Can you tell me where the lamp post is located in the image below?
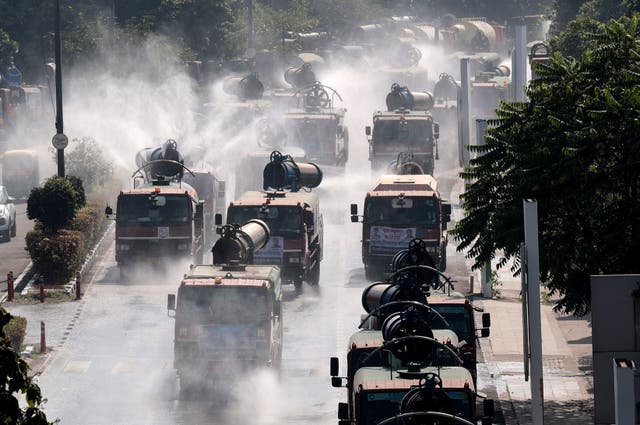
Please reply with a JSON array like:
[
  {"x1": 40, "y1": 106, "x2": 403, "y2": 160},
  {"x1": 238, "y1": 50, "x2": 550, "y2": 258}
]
[{"x1": 52, "y1": 0, "x2": 67, "y2": 177}]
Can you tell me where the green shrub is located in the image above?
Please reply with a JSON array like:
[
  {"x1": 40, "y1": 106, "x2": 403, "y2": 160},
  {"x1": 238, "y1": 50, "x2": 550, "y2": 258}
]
[
  {"x1": 26, "y1": 229, "x2": 85, "y2": 284},
  {"x1": 3, "y1": 316, "x2": 27, "y2": 352},
  {"x1": 66, "y1": 175, "x2": 86, "y2": 209},
  {"x1": 27, "y1": 177, "x2": 78, "y2": 234},
  {"x1": 68, "y1": 205, "x2": 103, "y2": 249}
]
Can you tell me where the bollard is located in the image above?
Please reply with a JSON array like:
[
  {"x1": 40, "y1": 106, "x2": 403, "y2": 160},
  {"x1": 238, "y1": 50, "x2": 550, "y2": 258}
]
[
  {"x1": 75, "y1": 271, "x2": 81, "y2": 300},
  {"x1": 7, "y1": 271, "x2": 14, "y2": 302},
  {"x1": 469, "y1": 275, "x2": 475, "y2": 294},
  {"x1": 40, "y1": 321, "x2": 46, "y2": 354},
  {"x1": 39, "y1": 279, "x2": 45, "y2": 303}
]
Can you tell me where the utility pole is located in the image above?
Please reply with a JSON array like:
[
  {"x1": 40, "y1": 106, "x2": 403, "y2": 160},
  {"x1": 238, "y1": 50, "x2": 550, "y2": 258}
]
[{"x1": 52, "y1": 0, "x2": 68, "y2": 177}]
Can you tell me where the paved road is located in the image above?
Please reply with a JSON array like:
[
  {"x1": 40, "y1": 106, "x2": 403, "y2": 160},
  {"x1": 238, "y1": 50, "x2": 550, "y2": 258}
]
[{"x1": 0, "y1": 202, "x2": 34, "y2": 291}]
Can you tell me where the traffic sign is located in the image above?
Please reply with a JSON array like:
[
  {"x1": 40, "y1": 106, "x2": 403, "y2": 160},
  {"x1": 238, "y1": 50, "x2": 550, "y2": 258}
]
[{"x1": 52, "y1": 133, "x2": 68, "y2": 149}]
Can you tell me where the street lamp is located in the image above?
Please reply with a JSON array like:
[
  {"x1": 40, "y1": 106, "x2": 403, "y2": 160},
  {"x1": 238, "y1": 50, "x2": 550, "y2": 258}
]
[{"x1": 52, "y1": 0, "x2": 67, "y2": 177}]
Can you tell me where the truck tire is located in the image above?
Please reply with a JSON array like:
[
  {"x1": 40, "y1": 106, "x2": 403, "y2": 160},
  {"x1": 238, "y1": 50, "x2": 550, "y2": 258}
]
[
  {"x1": 364, "y1": 264, "x2": 384, "y2": 282},
  {"x1": 307, "y1": 261, "x2": 320, "y2": 286},
  {"x1": 10, "y1": 219, "x2": 16, "y2": 237},
  {"x1": 293, "y1": 277, "x2": 303, "y2": 292},
  {"x1": 119, "y1": 265, "x2": 131, "y2": 283}
]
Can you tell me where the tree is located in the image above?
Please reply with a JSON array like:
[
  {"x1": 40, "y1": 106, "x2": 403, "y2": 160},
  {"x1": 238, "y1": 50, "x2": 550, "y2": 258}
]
[
  {"x1": 0, "y1": 28, "x2": 18, "y2": 72},
  {"x1": 452, "y1": 17, "x2": 640, "y2": 315},
  {"x1": 66, "y1": 137, "x2": 113, "y2": 193},
  {"x1": 27, "y1": 177, "x2": 78, "y2": 234},
  {"x1": 0, "y1": 307, "x2": 53, "y2": 425}
]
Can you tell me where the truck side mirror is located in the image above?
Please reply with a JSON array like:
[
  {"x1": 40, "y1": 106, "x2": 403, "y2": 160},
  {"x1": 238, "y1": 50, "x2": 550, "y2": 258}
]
[
  {"x1": 338, "y1": 402, "x2": 349, "y2": 419},
  {"x1": 482, "y1": 312, "x2": 491, "y2": 327},
  {"x1": 350, "y1": 203, "x2": 359, "y2": 223},
  {"x1": 105, "y1": 205, "x2": 113, "y2": 216},
  {"x1": 215, "y1": 213, "x2": 222, "y2": 226},
  {"x1": 442, "y1": 202, "x2": 451, "y2": 224},
  {"x1": 481, "y1": 328, "x2": 490, "y2": 337},
  {"x1": 332, "y1": 377, "x2": 343, "y2": 387},
  {"x1": 330, "y1": 357, "x2": 339, "y2": 376},
  {"x1": 167, "y1": 294, "x2": 176, "y2": 312},
  {"x1": 365, "y1": 125, "x2": 371, "y2": 136},
  {"x1": 434, "y1": 122, "x2": 440, "y2": 139}
]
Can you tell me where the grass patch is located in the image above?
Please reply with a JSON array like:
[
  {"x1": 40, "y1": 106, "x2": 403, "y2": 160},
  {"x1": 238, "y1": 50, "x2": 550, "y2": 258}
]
[{"x1": 14, "y1": 290, "x2": 74, "y2": 304}]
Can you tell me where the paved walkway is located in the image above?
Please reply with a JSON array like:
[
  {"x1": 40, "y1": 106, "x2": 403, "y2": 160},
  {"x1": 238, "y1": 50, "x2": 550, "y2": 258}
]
[{"x1": 477, "y1": 269, "x2": 594, "y2": 424}]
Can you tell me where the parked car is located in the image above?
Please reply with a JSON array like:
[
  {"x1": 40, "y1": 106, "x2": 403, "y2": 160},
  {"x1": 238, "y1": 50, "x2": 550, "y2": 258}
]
[{"x1": 0, "y1": 185, "x2": 16, "y2": 242}]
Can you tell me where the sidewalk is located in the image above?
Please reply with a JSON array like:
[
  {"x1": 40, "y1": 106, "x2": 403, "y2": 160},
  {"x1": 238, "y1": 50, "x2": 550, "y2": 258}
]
[{"x1": 477, "y1": 271, "x2": 594, "y2": 424}]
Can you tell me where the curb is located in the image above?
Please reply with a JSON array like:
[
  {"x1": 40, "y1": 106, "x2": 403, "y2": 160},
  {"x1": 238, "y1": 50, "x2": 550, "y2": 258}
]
[{"x1": 16, "y1": 222, "x2": 114, "y2": 298}]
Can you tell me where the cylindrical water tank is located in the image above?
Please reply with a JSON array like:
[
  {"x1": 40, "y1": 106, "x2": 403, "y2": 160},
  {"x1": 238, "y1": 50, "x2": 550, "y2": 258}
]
[
  {"x1": 381, "y1": 310, "x2": 434, "y2": 342},
  {"x1": 386, "y1": 84, "x2": 434, "y2": 111},
  {"x1": 212, "y1": 219, "x2": 270, "y2": 265},
  {"x1": 263, "y1": 151, "x2": 322, "y2": 191},
  {"x1": 222, "y1": 74, "x2": 264, "y2": 99},
  {"x1": 361, "y1": 283, "x2": 403, "y2": 313},
  {"x1": 284, "y1": 64, "x2": 316, "y2": 88}
]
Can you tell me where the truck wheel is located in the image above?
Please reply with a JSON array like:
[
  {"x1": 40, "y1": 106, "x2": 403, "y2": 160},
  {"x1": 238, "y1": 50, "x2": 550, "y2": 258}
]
[
  {"x1": 10, "y1": 219, "x2": 16, "y2": 237},
  {"x1": 119, "y1": 265, "x2": 130, "y2": 283},
  {"x1": 307, "y1": 262, "x2": 320, "y2": 286},
  {"x1": 364, "y1": 264, "x2": 379, "y2": 281}
]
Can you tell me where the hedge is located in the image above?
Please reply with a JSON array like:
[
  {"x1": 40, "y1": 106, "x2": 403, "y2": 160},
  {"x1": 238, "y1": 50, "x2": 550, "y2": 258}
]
[{"x1": 25, "y1": 204, "x2": 107, "y2": 284}]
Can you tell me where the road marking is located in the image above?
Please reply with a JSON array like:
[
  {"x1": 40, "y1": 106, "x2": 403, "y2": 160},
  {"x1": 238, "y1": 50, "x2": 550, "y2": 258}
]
[
  {"x1": 111, "y1": 360, "x2": 137, "y2": 374},
  {"x1": 63, "y1": 361, "x2": 91, "y2": 373}
]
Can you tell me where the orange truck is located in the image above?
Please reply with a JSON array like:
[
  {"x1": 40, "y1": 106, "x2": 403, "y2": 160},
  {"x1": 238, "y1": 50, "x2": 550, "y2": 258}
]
[{"x1": 351, "y1": 174, "x2": 450, "y2": 281}]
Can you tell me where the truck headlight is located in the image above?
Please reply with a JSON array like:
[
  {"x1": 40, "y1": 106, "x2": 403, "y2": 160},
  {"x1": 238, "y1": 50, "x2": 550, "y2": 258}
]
[
  {"x1": 116, "y1": 244, "x2": 131, "y2": 251},
  {"x1": 288, "y1": 257, "x2": 300, "y2": 263},
  {"x1": 177, "y1": 243, "x2": 189, "y2": 251}
]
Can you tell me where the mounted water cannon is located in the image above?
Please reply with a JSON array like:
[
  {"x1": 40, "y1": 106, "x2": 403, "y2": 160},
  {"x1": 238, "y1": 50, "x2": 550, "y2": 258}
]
[
  {"x1": 284, "y1": 63, "x2": 316, "y2": 89},
  {"x1": 361, "y1": 281, "x2": 426, "y2": 314},
  {"x1": 222, "y1": 73, "x2": 264, "y2": 100},
  {"x1": 263, "y1": 150, "x2": 322, "y2": 192},
  {"x1": 135, "y1": 139, "x2": 185, "y2": 182},
  {"x1": 529, "y1": 42, "x2": 550, "y2": 80},
  {"x1": 385, "y1": 83, "x2": 435, "y2": 111},
  {"x1": 211, "y1": 219, "x2": 270, "y2": 266},
  {"x1": 390, "y1": 152, "x2": 425, "y2": 175},
  {"x1": 302, "y1": 81, "x2": 342, "y2": 111},
  {"x1": 433, "y1": 73, "x2": 459, "y2": 102}
]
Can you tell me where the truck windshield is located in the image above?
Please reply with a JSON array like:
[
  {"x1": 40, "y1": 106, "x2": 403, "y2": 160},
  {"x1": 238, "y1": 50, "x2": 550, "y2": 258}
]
[
  {"x1": 117, "y1": 194, "x2": 190, "y2": 225},
  {"x1": 284, "y1": 117, "x2": 334, "y2": 154},
  {"x1": 373, "y1": 120, "x2": 431, "y2": 146},
  {"x1": 359, "y1": 389, "x2": 472, "y2": 425},
  {"x1": 177, "y1": 286, "x2": 270, "y2": 324},
  {"x1": 364, "y1": 197, "x2": 437, "y2": 227},
  {"x1": 228, "y1": 205, "x2": 302, "y2": 238},
  {"x1": 431, "y1": 305, "x2": 473, "y2": 346}
]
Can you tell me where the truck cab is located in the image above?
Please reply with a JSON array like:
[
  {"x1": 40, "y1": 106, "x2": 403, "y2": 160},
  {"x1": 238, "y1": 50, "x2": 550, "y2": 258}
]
[
  {"x1": 110, "y1": 181, "x2": 204, "y2": 280},
  {"x1": 351, "y1": 175, "x2": 450, "y2": 281},
  {"x1": 348, "y1": 366, "x2": 481, "y2": 425},
  {"x1": 367, "y1": 84, "x2": 439, "y2": 175},
  {"x1": 227, "y1": 190, "x2": 323, "y2": 288},
  {"x1": 283, "y1": 82, "x2": 349, "y2": 168},
  {"x1": 168, "y1": 264, "x2": 282, "y2": 392}
]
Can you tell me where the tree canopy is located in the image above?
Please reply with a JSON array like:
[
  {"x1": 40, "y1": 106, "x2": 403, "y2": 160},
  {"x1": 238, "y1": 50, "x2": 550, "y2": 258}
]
[{"x1": 453, "y1": 17, "x2": 640, "y2": 315}]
